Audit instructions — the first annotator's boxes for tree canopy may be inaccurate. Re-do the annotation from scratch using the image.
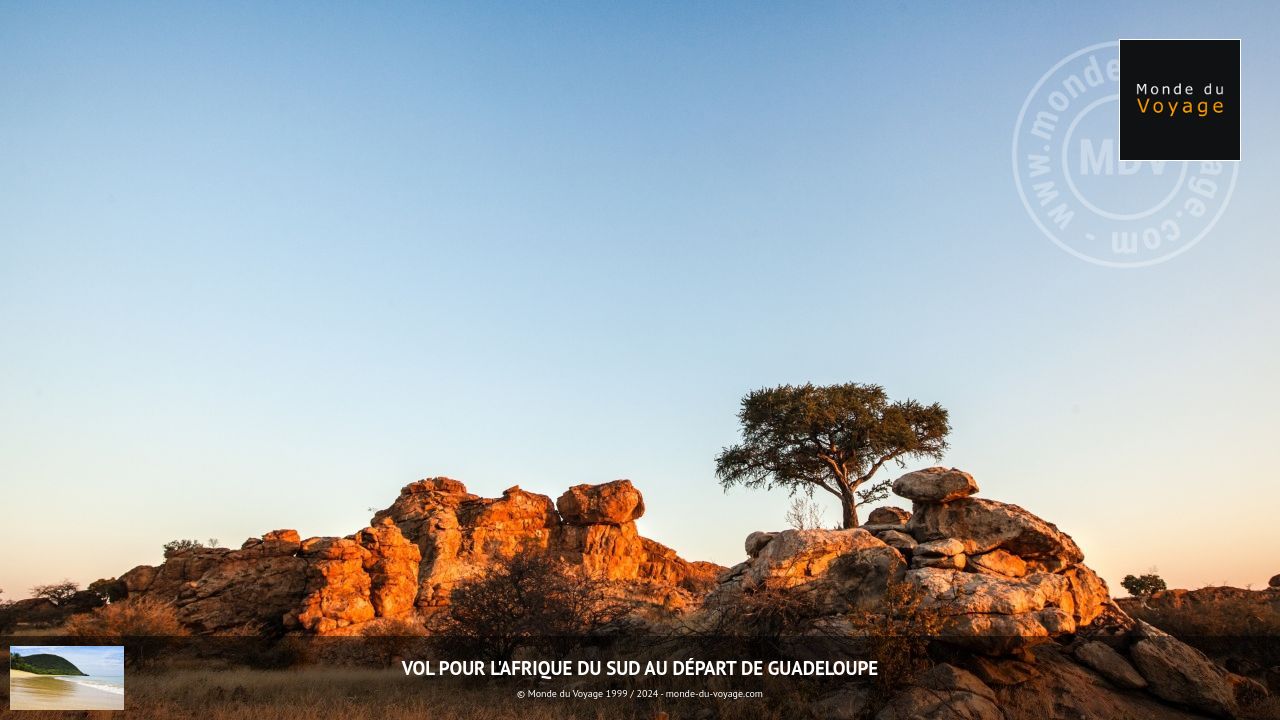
[30,580,79,606]
[1121,573,1167,598]
[715,383,950,528]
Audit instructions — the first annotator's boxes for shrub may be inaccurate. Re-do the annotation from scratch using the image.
[163,539,205,556]
[64,596,188,638]
[844,579,945,700]
[433,552,632,661]
[64,597,189,669]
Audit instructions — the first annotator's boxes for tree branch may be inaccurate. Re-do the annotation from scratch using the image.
[858,449,907,484]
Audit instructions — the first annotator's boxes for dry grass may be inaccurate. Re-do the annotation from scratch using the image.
[62,597,189,638]
[0,665,805,720]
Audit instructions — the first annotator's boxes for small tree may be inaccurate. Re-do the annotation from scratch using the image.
[1122,573,1167,598]
[30,580,79,606]
[784,494,827,530]
[716,383,950,528]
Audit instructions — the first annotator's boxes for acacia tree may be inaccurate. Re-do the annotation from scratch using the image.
[1121,573,1167,598]
[30,580,79,606]
[716,383,950,528]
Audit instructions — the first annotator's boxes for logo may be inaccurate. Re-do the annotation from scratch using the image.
[1119,39,1240,161]
[1012,42,1238,268]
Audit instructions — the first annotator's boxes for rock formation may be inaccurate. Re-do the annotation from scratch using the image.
[116,478,717,635]
[709,467,1269,718]
[97,466,1270,717]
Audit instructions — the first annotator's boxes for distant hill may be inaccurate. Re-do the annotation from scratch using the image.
[11,652,87,676]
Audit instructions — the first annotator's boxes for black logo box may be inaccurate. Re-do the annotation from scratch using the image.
[1119,39,1240,161]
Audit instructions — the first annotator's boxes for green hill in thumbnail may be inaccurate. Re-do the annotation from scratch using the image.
[11,652,88,676]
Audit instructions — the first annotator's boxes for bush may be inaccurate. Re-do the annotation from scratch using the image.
[64,596,188,638]
[64,597,189,669]
[433,552,632,661]
[845,580,945,700]
[163,539,205,556]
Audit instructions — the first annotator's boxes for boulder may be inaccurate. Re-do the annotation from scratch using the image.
[874,529,917,553]
[908,497,1084,570]
[907,568,1078,654]
[912,538,966,570]
[908,568,1069,617]
[891,467,978,503]
[1270,574,1280,589]
[866,506,910,526]
[967,549,1028,578]
[915,538,965,557]
[745,531,777,558]
[913,553,966,570]
[1129,621,1238,718]
[238,529,302,559]
[1073,640,1147,689]
[876,664,1001,720]
[556,479,645,525]
[119,564,159,596]
[730,529,905,613]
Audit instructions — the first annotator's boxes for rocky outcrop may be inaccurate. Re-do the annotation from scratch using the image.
[713,529,905,614]
[122,478,716,633]
[369,478,717,610]
[293,537,375,634]
[1270,574,1280,589]
[707,466,1266,719]
[355,519,421,619]
[908,497,1084,573]
[172,531,308,633]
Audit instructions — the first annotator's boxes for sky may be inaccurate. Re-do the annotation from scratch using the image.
[1,2,1278,600]
[12,646,124,676]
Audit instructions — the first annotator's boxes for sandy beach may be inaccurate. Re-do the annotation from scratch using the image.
[9,668,125,711]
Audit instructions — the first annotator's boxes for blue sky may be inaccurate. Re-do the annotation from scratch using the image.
[12,646,124,676]
[1,2,1278,598]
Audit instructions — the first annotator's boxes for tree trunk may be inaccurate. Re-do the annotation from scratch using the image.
[839,485,858,529]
